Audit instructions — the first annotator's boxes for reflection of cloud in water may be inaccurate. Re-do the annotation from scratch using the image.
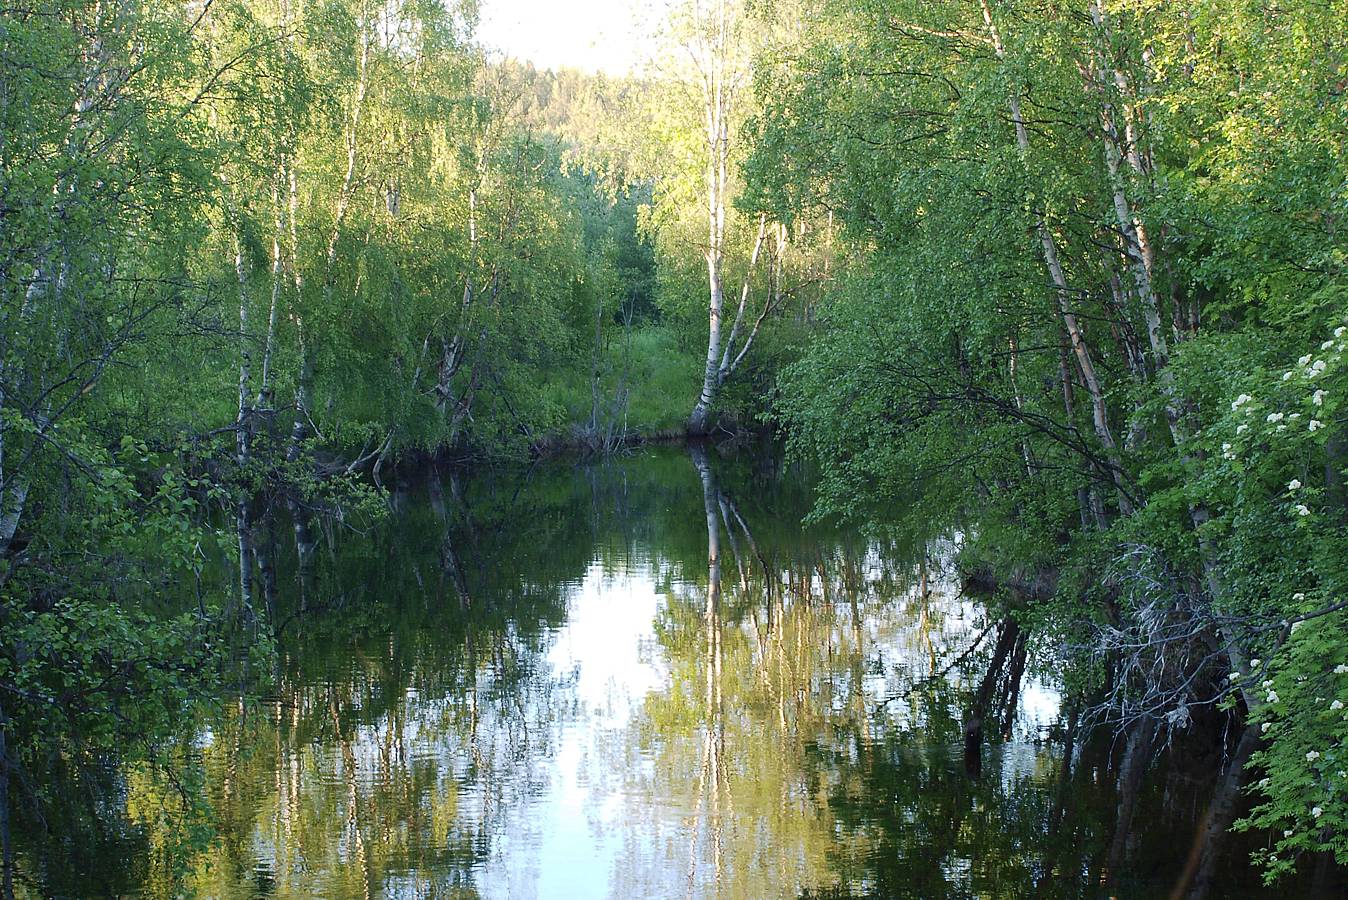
[483,564,669,899]
[547,563,668,723]
[1020,680,1062,733]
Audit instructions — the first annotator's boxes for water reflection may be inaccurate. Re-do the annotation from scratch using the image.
[18,447,1320,897]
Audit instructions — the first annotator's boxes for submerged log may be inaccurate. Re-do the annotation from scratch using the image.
[963,618,1022,777]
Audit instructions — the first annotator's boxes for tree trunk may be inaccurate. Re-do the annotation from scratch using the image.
[286,320,313,463]
[0,701,12,900]
[233,230,252,466]
[718,213,768,378]
[964,618,1020,777]
[288,7,370,460]
[256,173,285,412]
[1088,1,1190,448]
[690,152,727,434]
[689,1,735,435]
[438,184,478,413]
[979,0,1131,514]
[1104,717,1156,883]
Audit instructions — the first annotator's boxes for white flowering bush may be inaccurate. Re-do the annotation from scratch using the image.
[1195,316,1348,878]
[1240,619,1348,878]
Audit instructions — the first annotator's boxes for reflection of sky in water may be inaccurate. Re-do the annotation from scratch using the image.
[483,564,669,899]
[463,545,1063,899]
[187,530,1076,899]
[547,563,668,722]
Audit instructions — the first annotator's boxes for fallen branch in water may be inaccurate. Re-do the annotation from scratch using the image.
[875,617,997,711]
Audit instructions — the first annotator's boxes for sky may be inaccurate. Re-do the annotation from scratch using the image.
[476,0,662,75]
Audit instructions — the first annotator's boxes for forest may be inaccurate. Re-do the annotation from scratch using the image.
[1,0,1346,895]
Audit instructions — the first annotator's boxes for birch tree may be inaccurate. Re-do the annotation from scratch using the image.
[656,0,777,433]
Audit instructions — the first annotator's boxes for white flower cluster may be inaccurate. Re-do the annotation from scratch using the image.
[1224,324,1342,462]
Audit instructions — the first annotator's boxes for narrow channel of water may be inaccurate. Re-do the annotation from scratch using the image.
[26,447,1317,898]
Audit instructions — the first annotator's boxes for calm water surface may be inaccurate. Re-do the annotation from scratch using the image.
[37,447,1304,898]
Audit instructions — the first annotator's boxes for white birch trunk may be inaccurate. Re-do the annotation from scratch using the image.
[1088,1,1193,451]
[718,213,768,377]
[233,230,252,466]
[289,6,371,459]
[725,220,786,376]
[256,173,284,411]
[438,182,479,412]
[689,0,735,435]
[0,0,124,551]
[979,0,1131,514]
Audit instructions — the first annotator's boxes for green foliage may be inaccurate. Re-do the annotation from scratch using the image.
[1184,318,1348,871]
[749,0,1348,881]
[0,0,676,879]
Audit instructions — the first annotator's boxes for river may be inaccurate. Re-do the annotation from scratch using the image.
[26,446,1320,898]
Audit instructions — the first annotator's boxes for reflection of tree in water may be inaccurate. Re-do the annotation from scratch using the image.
[25,450,1332,897]
[629,446,956,898]
[687,445,729,889]
[20,452,720,897]
[626,449,1290,900]
[127,465,600,898]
